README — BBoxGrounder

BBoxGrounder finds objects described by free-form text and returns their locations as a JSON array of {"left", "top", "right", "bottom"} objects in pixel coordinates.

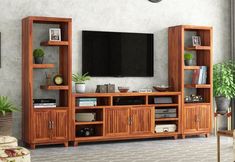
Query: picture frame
[
  {"left": 192, "top": 36, "right": 201, "bottom": 46},
  {"left": 49, "top": 28, "right": 61, "bottom": 41}
]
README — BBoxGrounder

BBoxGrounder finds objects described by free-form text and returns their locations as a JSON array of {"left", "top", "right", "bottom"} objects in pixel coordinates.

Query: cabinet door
[
  {"left": 51, "top": 110, "right": 68, "bottom": 141},
  {"left": 183, "top": 105, "right": 197, "bottom": 133},
  {"left": 130, "top": 106, "right": 154, "bottom": 135},
  {"left": 34, "top": 110, "right": 51, "bottom": 142},
  {"left": 197, "top": 105, "right": 210, "bottom": 132},
  {"left": 105, "top": 107, "right": 130, "bottom": 136}
]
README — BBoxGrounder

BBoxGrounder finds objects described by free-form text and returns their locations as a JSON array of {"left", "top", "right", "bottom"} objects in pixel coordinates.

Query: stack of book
[
  {"left": 33, "top": 99, "right": 56, "bottom": 108},
  {"left": 77, "top": 98, "right": 97, "bottom": 106},
  {"left": 192, "top": 66, "right": 207, "bottom": 84}
]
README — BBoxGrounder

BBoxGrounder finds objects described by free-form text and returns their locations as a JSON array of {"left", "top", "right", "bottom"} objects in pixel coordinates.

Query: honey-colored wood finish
[
  {"left": 22, "top": 16, "right": 72, "bottom": 148},
  {"left": 168, "top": 25, "right": 213, "bottom": 137},
  {"left": 105, "top": 107, "right": 130, "bottom": 136},
  {"left": 72, "top": 92, "right": 181, "bottom": 144}
]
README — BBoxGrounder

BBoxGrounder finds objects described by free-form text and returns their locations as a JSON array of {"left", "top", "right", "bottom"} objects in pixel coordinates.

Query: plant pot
[
  {"left": 34, "top": 56, "right": 44, "bottom": 64},
  {"left": 184, "top": 59, "right": 193, "bottom": 66},
  {"left": 215, "top": 96, "right": 231, "bottom": 114},
  {"left": 75, "top": 83, "right": 86, "bottom": 93},
  {"left": 0, "top": 112, "right": 13, "bottom": 136}
]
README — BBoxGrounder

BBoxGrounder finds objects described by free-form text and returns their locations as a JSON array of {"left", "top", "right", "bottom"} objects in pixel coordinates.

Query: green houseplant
[
  {"left": 72, "top": 72, "right": 91, "bottom": 93},
  {"left": 0, "top": 96, "right": 19, "bottom": 135},
  {"left": 184, "top": 53, "right": 193, "bottom": 66},
  {"left": 213, "top": 61, "right": 235, "bottom": 114},
  {"left": 33, "top": 48, "right": 45, "bottom": 64}
]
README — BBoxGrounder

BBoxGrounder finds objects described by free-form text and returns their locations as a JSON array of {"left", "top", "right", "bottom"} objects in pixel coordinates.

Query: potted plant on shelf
[
  {"left": 213, "top": 60, "right": 235, "bottom": 114},
  {"left": 0, "top": 96, "right": 19, "bottom": 135},
  {"left": 72, "top": 72, "right": 91, "bottom": 93},
  {"left": 184, "top": 53, "right": 193, "bottom": 66},
  {"left": 33, "top": 48, "right": 45, "bottom": 64}
]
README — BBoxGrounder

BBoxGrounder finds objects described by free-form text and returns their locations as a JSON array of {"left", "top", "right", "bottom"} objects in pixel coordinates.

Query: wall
[{"left": 0, "top": 0, "right": 231, "bottom": 138}]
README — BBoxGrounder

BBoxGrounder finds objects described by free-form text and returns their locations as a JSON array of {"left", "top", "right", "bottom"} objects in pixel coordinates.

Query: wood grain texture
[
  {"left": 105, "top": 107, "right": 130, "bottom": 136},
  {"left": 183, "top": 105, "right": 197, "bottom": 133},
  {"left": 52, "top": 110, "right": 68, "bottom": 141}
]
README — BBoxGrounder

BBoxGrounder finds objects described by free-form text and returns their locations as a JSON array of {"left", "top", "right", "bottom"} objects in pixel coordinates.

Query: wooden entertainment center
[{"left": 22, "top": 16, "right": 212, "bottom": 148}]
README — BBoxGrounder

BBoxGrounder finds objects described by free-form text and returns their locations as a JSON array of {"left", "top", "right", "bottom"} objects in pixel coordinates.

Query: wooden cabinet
[
  {"left": 105, "top": 106, "right": 154, "bottom": 137},
  {"left": 183, "top": 104, "right": 210, "bottom": 135},
  {"left": 34, "top": 110, "right": 68, "bottom": 144},
  {"left": 105, "top": 107, "right": 130, "bottom": 136},
  {"left": 34, "top": 110, "right": 51, "bottom": 142},
  {"left": 130, "top": 106, "right": 154, "bottom": 135}
]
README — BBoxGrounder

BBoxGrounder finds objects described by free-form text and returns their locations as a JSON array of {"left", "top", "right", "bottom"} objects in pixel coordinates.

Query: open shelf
[
  {"left": 152, "top": 104, "right": 178, "bottom": 107},
  {"left": 184, "top": 84, "right": 211, "bottom": 88},
  {"left": 185, "top": 46, "right": 211, "bottom": 51},
  {"left": 40, "top": 41, "right": 69, "bottom": 46},
  {"left": 33, "top": 64, "right": 55, "bottom": 69},
  {"left": 40, "top": 85, "right": 69, "bottom": 90},
  {"left": 184, "top": 66, "right": 200, "bottom": 70},
  {"left": 155, "top": 118, "right": 178, "bottom": 121},
  {"left": 75, "top": 121, "right": 103, "bottom": 125}
]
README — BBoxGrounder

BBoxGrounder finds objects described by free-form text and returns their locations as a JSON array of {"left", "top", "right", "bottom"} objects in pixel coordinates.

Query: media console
[{"left": 72, "top": 92, "right": 181, "bottom": 145}]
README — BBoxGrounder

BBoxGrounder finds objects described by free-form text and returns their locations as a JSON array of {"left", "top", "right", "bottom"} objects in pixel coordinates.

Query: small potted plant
[
  {"left": 0, "top": 96, "right": 19, "bottom": 135},
  {"left": 184, "top": 53, "right": 193, "bottom": 66},
  {"left": 33, "top": 48, "right": 45, "bottom": 64},
  {"left": 72, "top": 72, "right": 91, "bottom": 93},
  {"left": 213, "top": 61, "right": 235, "bottom": 114}
]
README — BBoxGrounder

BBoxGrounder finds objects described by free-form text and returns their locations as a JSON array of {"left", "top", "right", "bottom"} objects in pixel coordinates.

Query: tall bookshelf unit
[
  {"left": 22, "top": 16, "right": 72, "bottom": 148},
  {"left": 168, "top": 25, "right": 213, "bottom": 138}
]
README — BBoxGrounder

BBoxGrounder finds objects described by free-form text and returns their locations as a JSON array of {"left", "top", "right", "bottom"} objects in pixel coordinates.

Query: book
[
  {"left": 34, "top": 105, "right": 56, "bottom": 108},
  {"left": 192, "top": 69, "right": 200, "bottom": 84},
  {"left": 33, "top": 98, "right": 56, "bottom": 104}
]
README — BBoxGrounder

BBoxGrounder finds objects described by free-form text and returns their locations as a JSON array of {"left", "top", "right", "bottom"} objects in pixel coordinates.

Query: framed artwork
[
  {"left": 192, "top": 36, "right": 201, "bottom": 46},
  {"left": 49, "top": 28, "right": 61, "bottom": 41}
]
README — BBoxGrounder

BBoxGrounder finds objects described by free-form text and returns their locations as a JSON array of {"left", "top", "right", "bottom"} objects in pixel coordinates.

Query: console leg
[
  {"left": 182, "top": 135, "right": 186, "bottom": 139},
  {"left": 205, "top": 133, "right": 210, "bottom": 138},
  {"left": 29, "top": 144, "right": 36, "bottom": 149},
  {"left": 74, "top": 141, "right": 78, "bottom": 147},
  {"left": 174, "top": 135, "right": 178, "bottom": 140},
  {"left": 64, "top": 142, "right": 69, "bottom": 147}
]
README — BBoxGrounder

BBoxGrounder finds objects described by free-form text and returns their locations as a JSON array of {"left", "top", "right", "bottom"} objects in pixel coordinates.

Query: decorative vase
[
  {"left": 34, "top": 57, "right": 44, "bottom": 64},
  {"left": 184, "top": 59, "right": 193, "bottom": 66},
  {"left": 0, "top": 113, "right": 13, "bottom": 136},
  {"left": 215, "top": 96, "right": 231, "bottom": 114},
  {"left": 75, "top": 83, "right": 86, "bottom": 93}
]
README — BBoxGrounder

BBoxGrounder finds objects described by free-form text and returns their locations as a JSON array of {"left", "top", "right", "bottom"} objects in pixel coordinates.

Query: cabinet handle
[
  {"left": 51, "top": 121, "right": 55, "bottom": 129},
  {"left": 128, "top": 117, "right": 131, "bottom": 125},
  {"left": 48, "top": 121, "right": 52, "bottom": 129},
  {"left": 130, "top": 117, "right": 133, "bottom": 125}
]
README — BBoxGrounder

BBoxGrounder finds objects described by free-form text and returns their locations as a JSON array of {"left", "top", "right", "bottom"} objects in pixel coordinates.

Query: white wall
[{"left": 0, "top": 0, "right": 231, "bottom": 138}]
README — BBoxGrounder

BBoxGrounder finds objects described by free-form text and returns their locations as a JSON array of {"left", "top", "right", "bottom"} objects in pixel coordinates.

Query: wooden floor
[{"left": 29, "top": 136, "right": 233, "bottom": 162}]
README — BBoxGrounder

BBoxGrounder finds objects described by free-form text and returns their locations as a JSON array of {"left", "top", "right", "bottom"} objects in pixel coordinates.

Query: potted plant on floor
[
  {"left": 184, "top": 53, "right": 193, "bottom": 66},
  {"left": 0, "top": 96, "right": 19, "bottom": 135},
  {"left": 33, "top": 48, "right": 45, "bottom": 64},
  {"left": 213, "top": 60, "right": 235, "bottom": 114},
  {"left": 72, "top": 72, "right": 91, "bottom": 93}
]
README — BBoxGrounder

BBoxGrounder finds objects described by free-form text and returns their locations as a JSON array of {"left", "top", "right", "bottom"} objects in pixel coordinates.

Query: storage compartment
[
  {"left": 148, "top": 95, "right": 178, "bottom": 105},
  {"left": 155, "top": 124, "right": 176, "bottom": 133},
  {"left": 76, "top": 124, "right": 103, "bottom": 137},
  {"left": 75, "top": 109, "right": 103, "bottom": 122},
  {"left": 113, "top": 96, "right": 145, "bottom": 105},
  {"left": 76, "top": 97, "right": 110, "bottom": 106}
]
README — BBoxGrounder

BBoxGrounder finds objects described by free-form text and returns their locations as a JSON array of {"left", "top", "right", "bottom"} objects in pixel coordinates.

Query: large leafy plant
[
  {"left": 213, "top": 61, "right": 235, "bottom": 99},
  {"left": 72, "top": 72, "right": 91, "bottom": 84},
  {"left": 0, "top": 96, "right": 19, "bottom": 116}
]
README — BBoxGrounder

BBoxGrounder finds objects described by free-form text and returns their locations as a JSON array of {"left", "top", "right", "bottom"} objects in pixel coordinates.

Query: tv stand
[{"left": 72, "top": 92, "right": 181, "bottom": 145}]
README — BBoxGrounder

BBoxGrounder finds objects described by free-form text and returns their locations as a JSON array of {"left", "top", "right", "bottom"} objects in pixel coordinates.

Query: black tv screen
[{"left": 82, "top": 31, "right": 154, "bottom": 77}]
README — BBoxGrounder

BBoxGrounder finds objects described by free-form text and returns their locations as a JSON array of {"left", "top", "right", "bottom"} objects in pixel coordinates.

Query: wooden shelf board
[
  {"left": 40, "top": 85, "right": 69, "bottom": 90},
  {"left": 40, "top": 41, "right": 69, "bottom": 46},
  {"left": 75, "top": 121, "right": 103, "bottom": 125},
  {"left": 184, "top": 84, "right": 211, "bottom": 88},
  {"left": 155, "top": 118, "right": 178, "bottom": 121},
  {"left": 154, "top": 132, "right": 178, "bottom": 136},
  {"left": 185, "top": 46, "right": 211, "bottom": 51},
  {"left": 33, "top": 64, "right": 55, "bottom": 69},
  {"left": 184, "top": 102, "right": 211, "bottom": 106},
  {"left": 151, "top": 104, "right": 178, "bottom": 107},
  {"left": 184, "top": 66, "right": 200, "bottom": 70},
  {"left": 76, "top": 106, "right": 106, "bottom": 109},
  {"left": 34, "top": 107, "right": 68, "bottom": 110},
  {"left": 75, "top": 136, "right": 103, "bottom": 141}
]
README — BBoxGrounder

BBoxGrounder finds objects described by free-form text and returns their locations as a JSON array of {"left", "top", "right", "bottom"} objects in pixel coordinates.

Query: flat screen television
[{"left": 82, "top": 31, "right": 154, "bottom": 77}]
